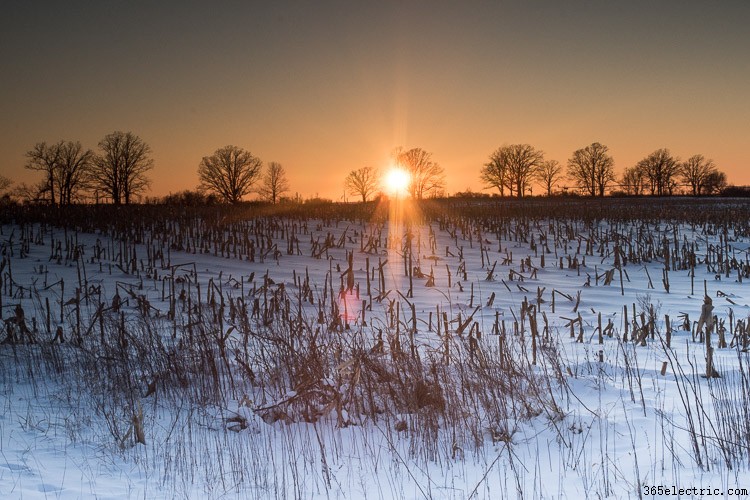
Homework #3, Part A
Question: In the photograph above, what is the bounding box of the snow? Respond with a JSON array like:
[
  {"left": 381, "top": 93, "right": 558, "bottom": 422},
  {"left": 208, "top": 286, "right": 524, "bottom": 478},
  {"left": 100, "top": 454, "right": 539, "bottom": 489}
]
[{"left": 2, "top": 200, "right": 750, "bottom": 499}]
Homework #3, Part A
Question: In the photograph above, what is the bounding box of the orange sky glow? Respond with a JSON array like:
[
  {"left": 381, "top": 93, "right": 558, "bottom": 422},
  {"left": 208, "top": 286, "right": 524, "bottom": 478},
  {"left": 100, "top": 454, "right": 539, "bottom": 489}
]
[{"left": 1, "top": 2, "right": 748, "bottom": 201}]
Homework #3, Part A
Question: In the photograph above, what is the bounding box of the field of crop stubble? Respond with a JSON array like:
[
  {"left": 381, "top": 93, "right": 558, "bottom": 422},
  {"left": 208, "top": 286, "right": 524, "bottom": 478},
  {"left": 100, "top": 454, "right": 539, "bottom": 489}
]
[{"left": 2, "top": 198, "right": 750, "bottom": 499}]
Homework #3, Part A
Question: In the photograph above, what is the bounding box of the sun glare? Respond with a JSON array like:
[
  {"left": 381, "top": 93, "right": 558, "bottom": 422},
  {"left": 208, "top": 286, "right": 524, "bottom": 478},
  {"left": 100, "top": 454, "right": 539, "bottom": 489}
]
[{"left": 383, "top": 167, "right": 410, "bottom": 198}]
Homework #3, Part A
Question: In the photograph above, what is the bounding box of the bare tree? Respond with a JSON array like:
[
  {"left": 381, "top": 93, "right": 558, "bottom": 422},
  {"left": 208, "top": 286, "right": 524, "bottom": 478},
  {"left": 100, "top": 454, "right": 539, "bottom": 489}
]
[
  {"left": 25, "top": 141, "right": 63, "bottom": 205},
  {"left": 482, "top": 144, "right": 544, "bottom": 198},
  {"left": 621, "top": 165, "right": 646, "bottom": 195},
  {"left": 637, "top": 148, "right": 680, "bottom": 196},
  {"left": 198, "top": 145, "right": 263, "bottom": 203},
  {"left": 257, "top": 161, "right": 290, "bottom": 203},
  {"left": 506, "top": 144, "right": 544, "bottom": 197},
  {"left": 89, "top": 131, "right": 153, "bottom": 204},
  {"left": 0, "top": 175, "right": 13, "bottom": 205},
  {"left": 0, "top": 175, "right": 12, "bottom": 193},
  {"left": 24, "top": 140, "right": 94, "bottom": 205},
  {"left": 481, "top": 150, "right": 509, "bottom": 196},
  {"left": 11, "top": 181, "right": 49, "bottom": 204},
  {"left": 345, "top": 166, "right": 379, "bottom": 202},
  {"left": 703, "top": 170, "right": 727, "bottom": 195},
  {"left": 535, "top": 159, "right": 563, "bottom": 196},
  {"left": 393, "top": 147, "right": 445, "bottom": 199},
  {"left": 56, "top": 141, "right": 94, "bottom": 205},
  {"left": 679, "top": 154, "right": 718, "bottom": 195},
  {"left": 567, "top": 142, "right": 615, "bottom": 196}
]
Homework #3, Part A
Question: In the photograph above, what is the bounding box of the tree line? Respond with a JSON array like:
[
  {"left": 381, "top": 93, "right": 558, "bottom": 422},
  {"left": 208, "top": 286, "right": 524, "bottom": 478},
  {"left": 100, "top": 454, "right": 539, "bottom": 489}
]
[
  {"left": 343, "top": 143, "right": 727, "bottom": 202},
  {"left": 4, "top": 136, "right": 291, "bottom": 205},
  {"left": 15, "top": 131, "right": 153, "bottom": 206},
  {"left": 2, "top": 136, "right": 730, "bottom": 206},
  {"left": 480, "top": 143, "right": 727, "bottom": 198}
]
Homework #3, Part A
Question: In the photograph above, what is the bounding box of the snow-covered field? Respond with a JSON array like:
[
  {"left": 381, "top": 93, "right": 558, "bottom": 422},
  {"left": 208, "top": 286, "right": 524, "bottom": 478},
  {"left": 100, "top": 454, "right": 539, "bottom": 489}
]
[{"left": 2, "top": 198, "right": 750, "bottom": 499}]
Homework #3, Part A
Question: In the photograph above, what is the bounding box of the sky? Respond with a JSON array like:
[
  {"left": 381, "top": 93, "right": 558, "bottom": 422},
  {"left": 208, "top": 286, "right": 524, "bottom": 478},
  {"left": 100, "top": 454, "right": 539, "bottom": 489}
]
[{"left": 1, "top": 0, "right": 748, "bottom": 200}]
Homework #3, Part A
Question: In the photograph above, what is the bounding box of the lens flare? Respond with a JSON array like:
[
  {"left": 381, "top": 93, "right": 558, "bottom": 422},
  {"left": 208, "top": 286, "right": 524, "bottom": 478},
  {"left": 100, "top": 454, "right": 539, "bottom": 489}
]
[{"left": 382, "top": 167, "right": 410, "bottom": 198}]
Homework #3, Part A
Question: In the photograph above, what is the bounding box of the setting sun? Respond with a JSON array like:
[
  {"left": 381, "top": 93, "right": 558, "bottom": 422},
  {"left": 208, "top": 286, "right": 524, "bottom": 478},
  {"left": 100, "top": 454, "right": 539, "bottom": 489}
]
[{"left": 382, "top": 167, "right": 410, "bottom": 198}]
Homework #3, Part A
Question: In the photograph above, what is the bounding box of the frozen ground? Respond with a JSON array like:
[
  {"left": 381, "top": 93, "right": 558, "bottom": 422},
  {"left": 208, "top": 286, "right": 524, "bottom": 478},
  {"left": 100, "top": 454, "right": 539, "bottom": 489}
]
[{"left": 2, "top": 199, "right": 750, "bottom": 499}]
